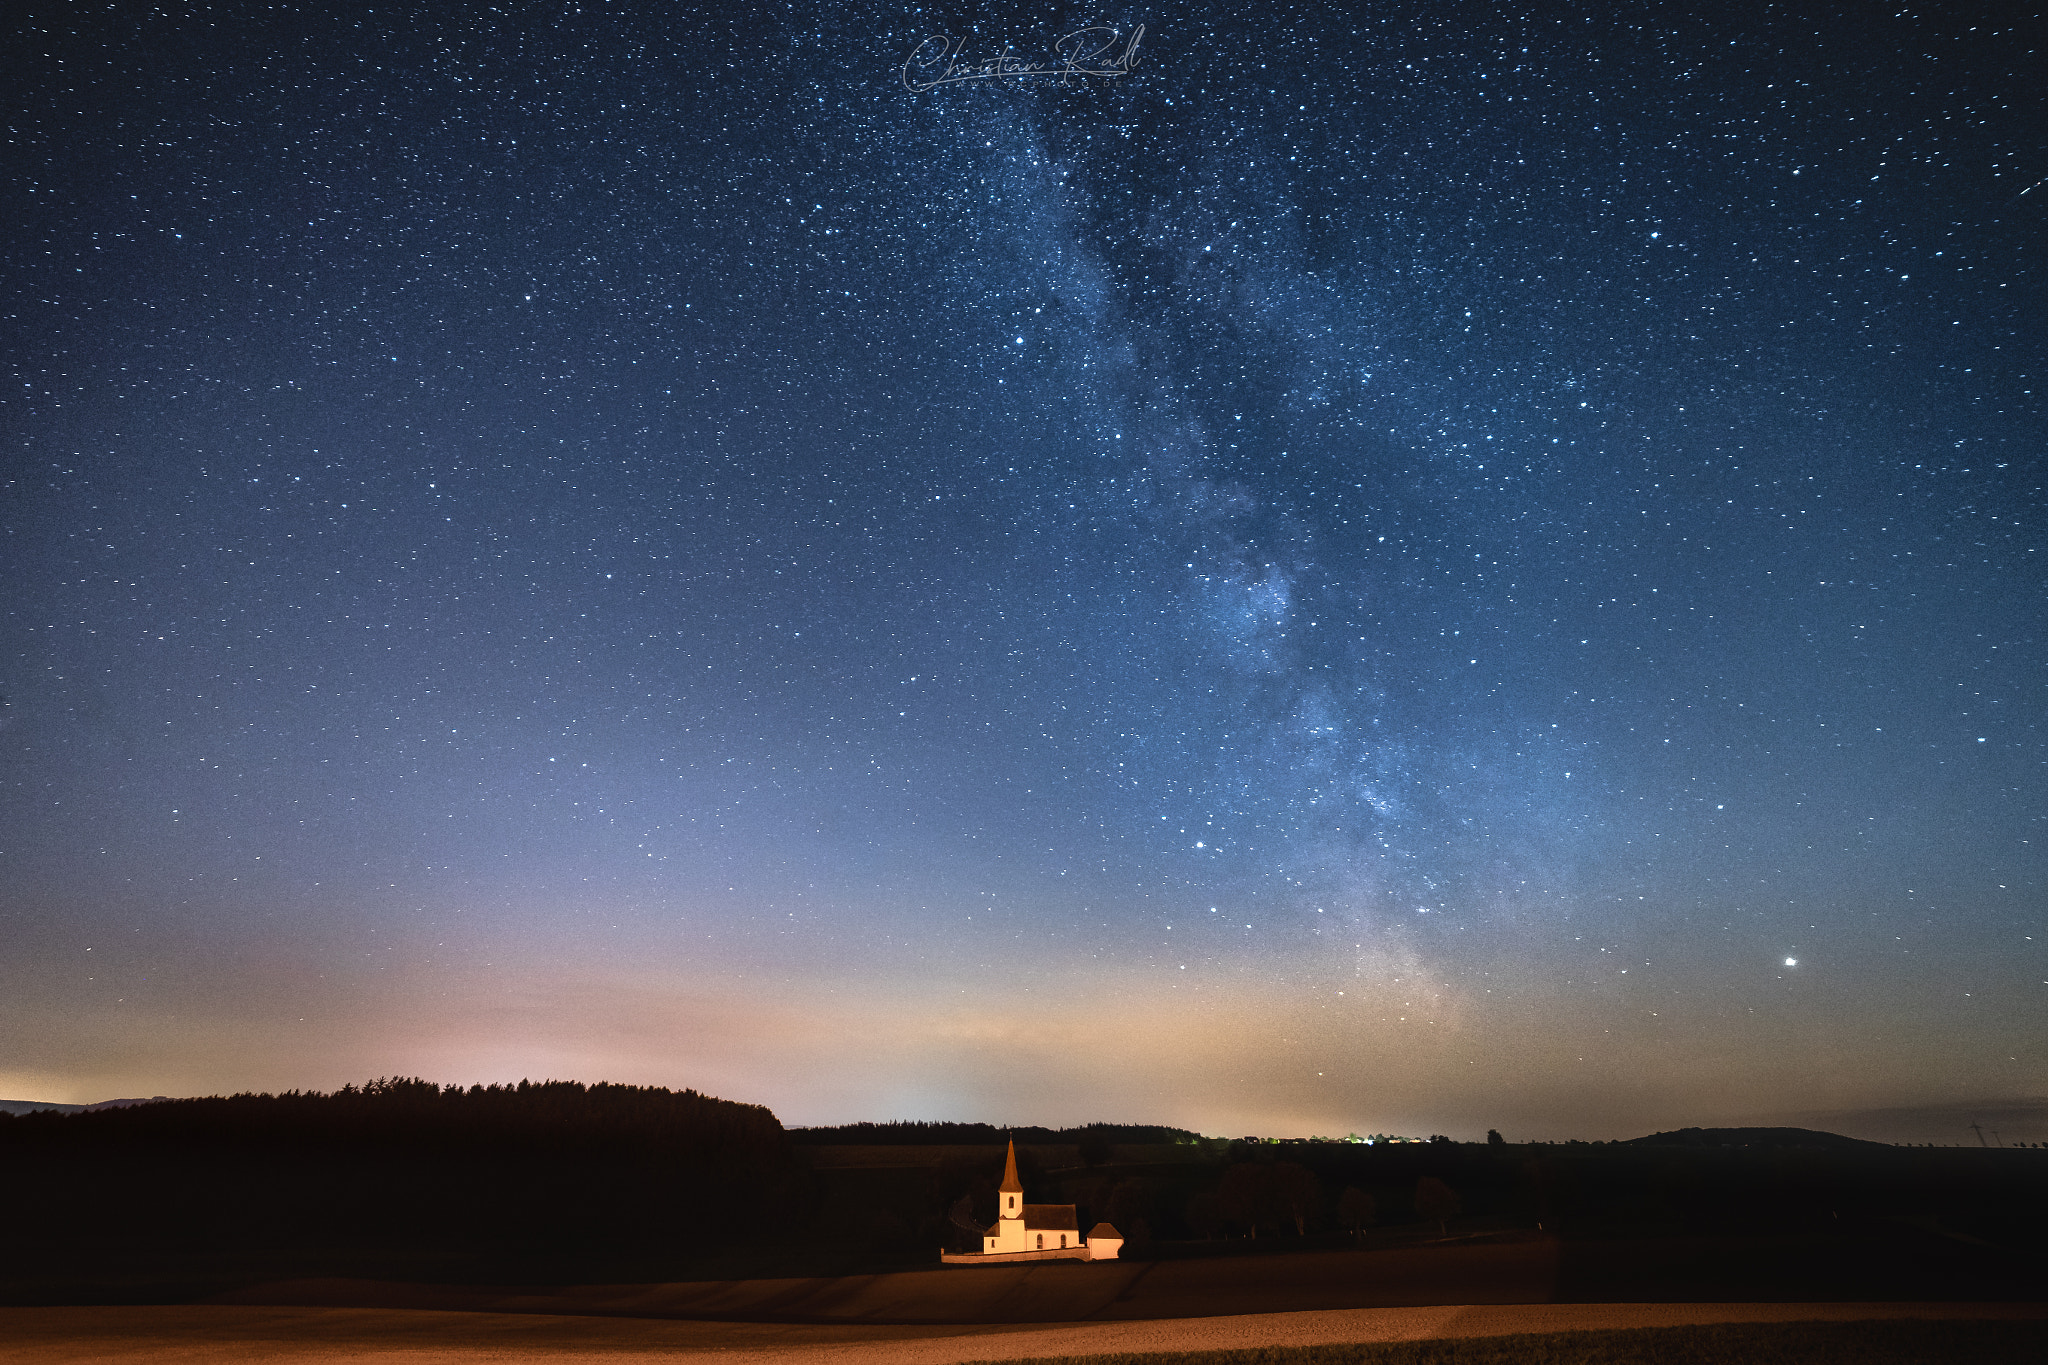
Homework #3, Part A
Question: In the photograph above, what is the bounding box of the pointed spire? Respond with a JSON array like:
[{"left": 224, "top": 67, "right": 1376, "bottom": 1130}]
[{"left": 998, "top": 1137, "right": 1024, "bottom": 1193}]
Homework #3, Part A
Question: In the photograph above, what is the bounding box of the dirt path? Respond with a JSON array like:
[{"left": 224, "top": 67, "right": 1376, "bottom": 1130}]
[{"left": 3, "top": 1300, "right": 2042, "bottom": 1363}]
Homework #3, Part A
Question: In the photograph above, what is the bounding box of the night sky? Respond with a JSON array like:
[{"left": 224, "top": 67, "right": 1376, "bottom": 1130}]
[{"left": 5, "top": 2, "right": 2043, "bottom": 1144}]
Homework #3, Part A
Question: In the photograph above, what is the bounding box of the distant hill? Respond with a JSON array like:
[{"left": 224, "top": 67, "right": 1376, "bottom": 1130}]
[
  {"left": 0, "top": 1096, "right": 168, "bottom": 1116},
  {"left": 1626, "top": 1126, "right": 1888, "bottom": 1150}
]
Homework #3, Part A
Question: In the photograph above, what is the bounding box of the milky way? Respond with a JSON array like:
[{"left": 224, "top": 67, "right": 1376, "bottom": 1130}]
[{"left": 4, "top": 2, "right": 2042, "bottom": 1142}]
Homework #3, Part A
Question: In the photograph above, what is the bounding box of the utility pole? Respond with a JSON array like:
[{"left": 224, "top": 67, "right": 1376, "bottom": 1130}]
[{"left": 1968, "top": 1122, "right": 1988, "bottom": 1147}]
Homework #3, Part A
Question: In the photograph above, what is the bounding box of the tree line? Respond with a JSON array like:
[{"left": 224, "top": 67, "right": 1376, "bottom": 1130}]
[
  {"left": 0, "top": 1076, "right": 788, "bottom": 1162},
  {"left": 0, "top": 1077, "right": 809, "bottom": 1295}
]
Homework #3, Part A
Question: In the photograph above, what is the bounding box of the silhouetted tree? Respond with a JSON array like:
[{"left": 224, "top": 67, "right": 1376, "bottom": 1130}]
[
  {"left": 948, "top": 1193, "right": 988, "bottom": 1244},
  {"left": 1106, "top": 1178, "right": 1155, "bottom": 1234},
  {"left": 1218, "top": 1162, "right": 1276, "bottom": 1238},
  {"left": 1184, "top": 1190, "right": 1223, "bottom": 1240},
  {"left": 1487, "top": 1129, "right": 1506, "bottom": 1148},
  {"left": 1074, "top": 1175, "right": 1114, "bottom": 1230},
  {"left": 1338, "top": 1186, "right": 1377, "bottom": 1242},
  {"left": 1414, "top": 1175, "right": 1461, "bottom": 1236},
  {"left": 1273, "top": 1162, "right": 1322, "bottom": 1235}
]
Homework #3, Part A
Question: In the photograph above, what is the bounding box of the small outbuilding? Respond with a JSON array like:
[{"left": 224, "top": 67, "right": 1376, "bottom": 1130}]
[{"left": 1084, "top": 1222, "right": 1123, "bottom": 1260}]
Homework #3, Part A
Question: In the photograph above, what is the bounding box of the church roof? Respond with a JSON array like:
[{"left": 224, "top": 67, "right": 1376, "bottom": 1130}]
[
  {"left": 998, "top": 1138, "right": 1024, "bottom": 1193},
  {"left": 1087, "top": 1222, "right": 1122, "bottom": 1239},
  {"left": 1023, "top": 1203, "right": 1078, "bottom": 1231}
]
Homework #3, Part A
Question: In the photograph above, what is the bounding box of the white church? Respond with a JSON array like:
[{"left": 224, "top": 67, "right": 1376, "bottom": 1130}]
[{"left": 940, "top": 1139, "right": 1123, "bottom": 1264}]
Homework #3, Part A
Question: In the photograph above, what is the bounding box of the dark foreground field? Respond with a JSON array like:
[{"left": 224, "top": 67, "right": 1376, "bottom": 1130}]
[
  {"left": 1, "top": 1300, "right": 2040, "bottom": 1363},
  {"left": 6, "top": 1238, "right": 2039, "bottom": 1363},
  {"left": 184, "top": 1229, "right": 2039, "bottom": 1323}
]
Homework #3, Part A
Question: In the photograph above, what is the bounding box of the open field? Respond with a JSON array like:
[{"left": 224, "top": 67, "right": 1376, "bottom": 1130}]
[
  {"left": 163, "top": 1227, "right": 2041, "bottom": 1320},
  {"left": 6, "top": 1243, "right": 2040, "bottom": 1362},
  {"left": 201, "top": 1240, "right": 1556, "bottom": 1322},
  {"left": 1, "top": 1300, "right": 2040, "bottom": 1363}
]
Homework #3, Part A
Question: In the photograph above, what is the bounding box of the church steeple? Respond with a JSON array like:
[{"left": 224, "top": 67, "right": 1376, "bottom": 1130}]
[{"left": 998, "top": 1137, "right": 1024, "bottom": 1220}]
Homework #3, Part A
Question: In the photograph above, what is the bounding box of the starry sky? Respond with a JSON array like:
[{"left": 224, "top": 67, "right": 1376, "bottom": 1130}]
[{"left": 4, "top": 2, "right": 2042, "bottom": 1144}]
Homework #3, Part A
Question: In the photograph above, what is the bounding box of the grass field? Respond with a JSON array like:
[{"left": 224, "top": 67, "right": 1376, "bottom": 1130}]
[
  {"left": 963, "top": 1319, "right": 2043, "bottom": 1365},
  {"left": 2, "top": 1301, "right": 2038, "bottom": 1363}
]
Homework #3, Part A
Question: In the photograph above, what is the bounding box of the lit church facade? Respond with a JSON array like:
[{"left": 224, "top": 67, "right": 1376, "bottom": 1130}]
[{"left": 941, "top": 1140, "right": 1123, "bottom": 1264}]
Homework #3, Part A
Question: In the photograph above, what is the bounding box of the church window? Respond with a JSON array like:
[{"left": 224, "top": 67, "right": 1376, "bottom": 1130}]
[{"left": 1036, "top": 1234, "right": 1043, "bottom": 1249}]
